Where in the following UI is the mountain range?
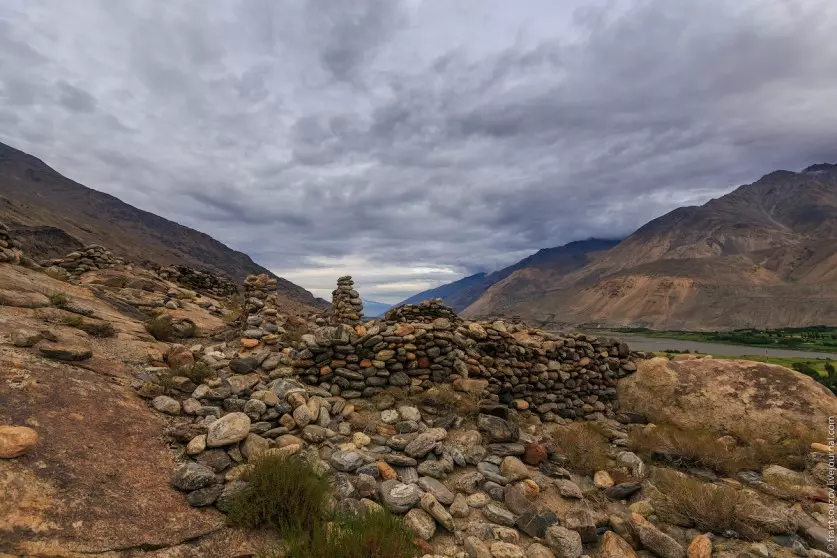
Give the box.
[0,141,327,312]
[403,163,837,330]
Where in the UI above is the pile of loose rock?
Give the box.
[157,265,238,297]
[0,222,23,264]
[385,299,460,325]
[240,274,282,348]
[331,275,363,325]
[41,245,124,276]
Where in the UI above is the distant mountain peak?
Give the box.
[803,162,837,173]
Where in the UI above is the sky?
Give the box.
[1,0,836,304]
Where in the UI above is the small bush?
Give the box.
[226,453,331,533]
[177,320,200,339]
[145,316,175,341]
[49,291,72,307]
[175,361,216,384]
[550,422,612,475]
[78,321,117,338]
[285,508,420,558]
[62,315,84,328]
[629,423,811,475]
[652,468,764,539]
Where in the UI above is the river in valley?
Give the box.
[584,331,836,360]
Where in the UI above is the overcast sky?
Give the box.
[2,0,836,303]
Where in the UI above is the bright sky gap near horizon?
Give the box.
[1,0,836,304]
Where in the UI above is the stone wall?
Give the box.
[157,265,238,297]
[292,300,637,422]
[0,222,23,264]
[41,245,124,276]
[331,275,363,325]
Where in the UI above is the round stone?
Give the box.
[151,395,182,415]
[0,425,39,458]
[206,412,251,447]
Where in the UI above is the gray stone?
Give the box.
[450,492,471,518]
[545,525,582,558]
[330,450,364,472]
[151,395,181,415]
[417,476,455,505]
[420,492,455,532]
[500,456,529,482]
[478,414,519,443]
[482,502,517,527]
[206,412,251,447]
[186,484,224,507]
[404,508,436,540]
[379,480,422,513]
[172,462,216,491]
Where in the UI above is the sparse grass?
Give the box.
[62,314,84,328]
[145,315,175,341]
[550,422,613,475]
[226,453,331,533]
[49,291,72,307]
[176,320,200,339]
[156,370,175,395]
[416,384,480,417]
[174,361,216,384]
[348,412,379,434]
[77,320,117,338]
[283,321,309,344]
[651,468,763,538]
[629,423,812,475]
[284,508,420,558]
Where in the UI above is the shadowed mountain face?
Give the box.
[0,141,327,310]
[398,238,620,311]
[463,164,837,330]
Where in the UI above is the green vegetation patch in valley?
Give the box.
[614,325,837,353]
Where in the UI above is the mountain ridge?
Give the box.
[0,141,327,311]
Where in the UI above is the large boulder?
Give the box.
[619,358,837,439]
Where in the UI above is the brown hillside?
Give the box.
[464,164,837,329]
[0,141,327,311]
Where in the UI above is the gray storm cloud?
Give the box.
[1,0,836,302]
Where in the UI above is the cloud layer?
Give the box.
[2,0,836,302]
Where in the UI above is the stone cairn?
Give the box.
[331,276,363,325]
[0,222,23,264]
[42,245,124,276]
[158,265,238,298]
[240,274,281,348]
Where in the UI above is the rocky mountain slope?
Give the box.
[0,141,326,310]
[464,164,837,330]
[398,239,620,312]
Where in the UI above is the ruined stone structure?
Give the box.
[0,222,23,264]
[292,300,637,422]
[41,245,124,276]
[158,264,238,297]
[331,275,363,325]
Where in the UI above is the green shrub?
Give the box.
[49,291,72,307]
[175,361,215,384]
[226,453,331,533]
[285,509,420,558]
[145,316,174,341]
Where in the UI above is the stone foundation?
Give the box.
[42,245,124,275]
[0,222,23,264]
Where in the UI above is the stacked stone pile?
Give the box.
[0,222,23,263]
[385,299,460,325]
[41,245,124,276]
[292,317,636,422]
[158,265,238,297]
[331,275,363,325]
[240,274,282,348]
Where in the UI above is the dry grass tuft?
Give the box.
[629,423,811,475]
[174,361,216,384]
[651,468,766,539]
[416,384,481,417]
[550,422,613,475]
[49,291,72,307]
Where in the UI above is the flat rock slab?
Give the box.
[38,344,93,361]
[0,351,224,555]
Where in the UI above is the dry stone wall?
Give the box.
[41,245,124,276]
[158,265,238,297]
[0,222,23,264]
[293,299,638,422]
